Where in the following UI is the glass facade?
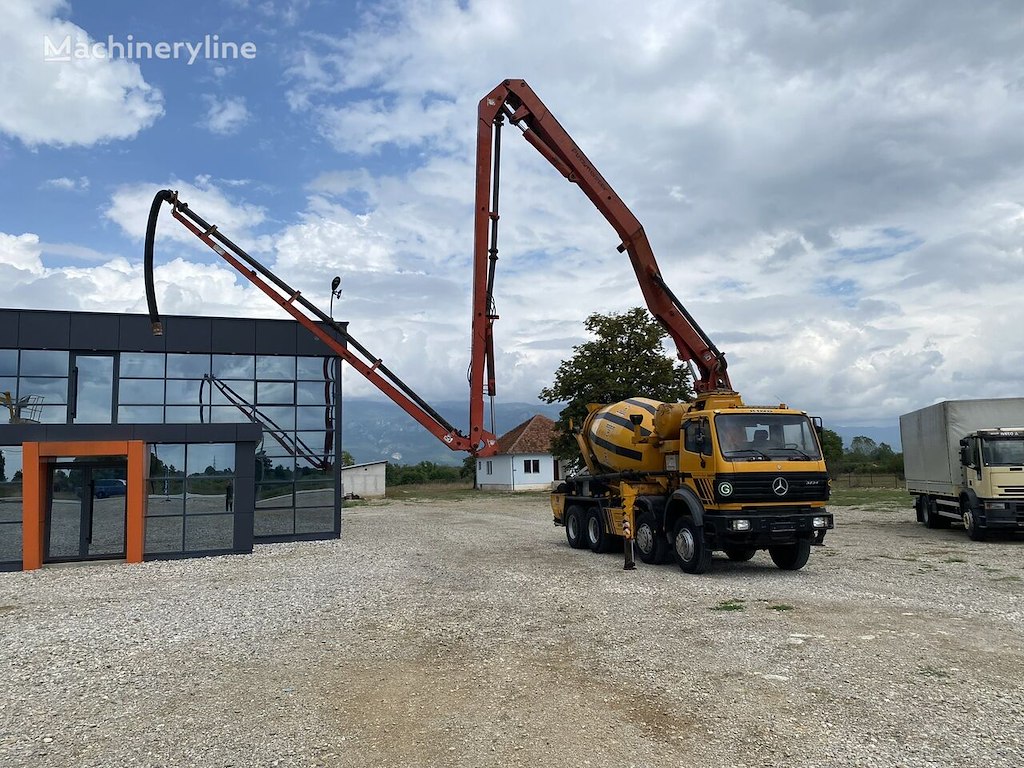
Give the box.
[0,310,345,570]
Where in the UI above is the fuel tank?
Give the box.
[583,397,667,474]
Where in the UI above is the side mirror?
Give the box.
[959,445,972,467]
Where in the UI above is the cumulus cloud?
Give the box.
[200,94,251,135]
[0,0,163,147]
[41,176,90,192]
[105,176,268,250]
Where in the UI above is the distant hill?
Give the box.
[341,399,563,466]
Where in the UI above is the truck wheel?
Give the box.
[769,540,811,571]
[672,518,711,574]
[724,547,757,562]
[962,506,986,541]
[635,510,668,564]
[923,498,947,529]
[565,505,587,549]
[586,509,613,553]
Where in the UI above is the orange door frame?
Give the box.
[22,440,148,570]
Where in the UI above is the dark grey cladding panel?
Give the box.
[69,313,120,351]
[0,422,257,444]
[17,311,70,349]
[297,321,348,356]
[119,314,166,352]
[162,316,213,353]
[212,318,256,354]
[0,310,19,344]
[255,319,297,352]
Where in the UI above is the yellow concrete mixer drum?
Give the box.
[584,397,666,474]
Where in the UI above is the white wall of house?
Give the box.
[341,461,387,498]
[477,453,558,491]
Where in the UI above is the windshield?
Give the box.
[715,414,822,460]
[981,437,1024,467]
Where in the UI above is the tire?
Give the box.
[724,547,757,562]
[922,498,944,529]
[769,539,811,571]
[672,518,711,574]
[586,509,613,553]
[565,505,587,549]
[914,496,925,524]
[962,504,986,542]
[635,509,669,565]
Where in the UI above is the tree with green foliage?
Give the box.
[341,450,355,467]
[820,428,843,475]
[539,307,693,470]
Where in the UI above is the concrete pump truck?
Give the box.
[143,79,832,576]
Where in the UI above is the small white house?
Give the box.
[477,414,565,491]
[341,461,387,498]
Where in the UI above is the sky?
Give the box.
[2,0,1024,440]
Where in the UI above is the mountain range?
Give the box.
[340,398,903,466]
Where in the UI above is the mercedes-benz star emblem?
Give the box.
[772,477,789,496]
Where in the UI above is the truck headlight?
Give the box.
[985,502,1007,510]
[732,519,751,531]
[813,516,828,528]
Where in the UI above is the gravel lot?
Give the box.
[1,491,1022,767]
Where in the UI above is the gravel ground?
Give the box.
[1,491,1022,768]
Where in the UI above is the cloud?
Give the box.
[273,0,1024,422]
[0,0,163,147]
[41,176,90,192]
[200,94,251,135]
[105,176,268,250]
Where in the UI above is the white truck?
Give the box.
[900,398,1024,540]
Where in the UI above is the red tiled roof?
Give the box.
[496,414,557,455]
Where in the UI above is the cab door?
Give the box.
[679,417,716,506]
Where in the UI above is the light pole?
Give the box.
[329,276,342,319]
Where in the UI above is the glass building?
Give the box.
[0,309,344,571]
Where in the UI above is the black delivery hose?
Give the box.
[144,189,176,336]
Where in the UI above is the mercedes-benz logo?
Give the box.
[771,477,789,496]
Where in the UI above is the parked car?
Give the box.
[94,479,127,499]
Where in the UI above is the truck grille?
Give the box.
[714,472,830,504]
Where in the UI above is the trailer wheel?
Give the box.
[672,518,711,574]
[923,498,948,529]
[565,506,587,549]
[724,547,757,562]
[586,509,614,553]
[769,540,811,571]
[635,510,668,564]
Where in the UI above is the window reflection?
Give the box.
[165,379,203,405]
[120,353,165,378]
[184,515,234,551]
[150,444,185,476]
[213,354,254,379]
[119,379,164,404]
[0,349,17,376]
[256,355,294,380]
[20,350,68,376]
[297,356,331,381]
[118,405,164,424]
[166,353,211,379]
[297,380,331,405]
[18,377,68,405]
[256,381,294,404]
[186,443,235,476]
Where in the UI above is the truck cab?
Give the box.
[956,429,1024,537]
